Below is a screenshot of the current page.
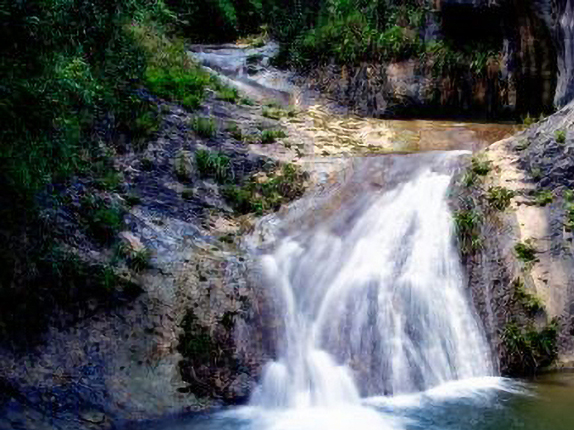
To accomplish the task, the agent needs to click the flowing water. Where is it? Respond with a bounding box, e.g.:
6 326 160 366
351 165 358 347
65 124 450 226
123 44 574 430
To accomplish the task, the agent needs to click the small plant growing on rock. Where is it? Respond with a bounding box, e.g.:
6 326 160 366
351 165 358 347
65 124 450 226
512 278 544 314
262 106 284 120
486 186 515 211
224 163 307 215
261 129 287 144
555 129 566 144
226 122 243 140
515 139 530 151
530 166 543 181
514 240 537 263
129 247 152 272
502 320 558 375
191 117 216 138
82 197 124 244
453 208 483 254
216 86 239 103
534 189 553 206
195 149 231 183
522 113 535 126
470 155 491 176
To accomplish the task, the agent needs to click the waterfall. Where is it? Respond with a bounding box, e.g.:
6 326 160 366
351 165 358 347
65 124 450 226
249 152 493 410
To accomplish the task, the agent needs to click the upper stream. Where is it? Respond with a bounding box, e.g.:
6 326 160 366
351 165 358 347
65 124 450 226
123 43 574 430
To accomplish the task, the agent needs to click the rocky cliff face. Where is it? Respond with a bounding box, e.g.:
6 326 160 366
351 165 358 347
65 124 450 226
305 0 573 118
453 102 574 374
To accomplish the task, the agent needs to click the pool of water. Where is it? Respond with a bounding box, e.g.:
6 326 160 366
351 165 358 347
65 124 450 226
123 373 574 430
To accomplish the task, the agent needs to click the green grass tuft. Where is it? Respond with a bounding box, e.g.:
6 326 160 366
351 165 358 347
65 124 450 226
514 240 537 263
486 186 515 211
195 149 231 183
261 129 287 144
191 117 216 138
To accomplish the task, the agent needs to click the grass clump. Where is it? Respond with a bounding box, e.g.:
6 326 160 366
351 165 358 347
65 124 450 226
191 117 216 138
217 86 239 103
262 107 284 120
470 155 492 176
522 114 536 126
514 240 537 263
486 186 515 211
453 208 483 254
224 164 307 215
261 129 287 144
81 196 124 244
195 150 232 183
555 129 566 144
502 320 558 375
534 189 553 206
133 24 210 109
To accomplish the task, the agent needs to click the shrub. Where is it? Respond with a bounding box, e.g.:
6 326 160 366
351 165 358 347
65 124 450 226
262 107 284 120
514 240 537 263
195 149 232 183
555 129 566 144
261 129 287 144
486 186 515 211
191 117 216 138
502 320 558 375
132 24 210 109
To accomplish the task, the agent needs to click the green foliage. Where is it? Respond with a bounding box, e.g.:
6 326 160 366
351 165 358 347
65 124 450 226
166 0 263 42
195 150 232 183
133 24 210 109
514 240 537 263
523 114 536 126
81 197 124 244
261 129 287 143
129 247 152 272
224 163 306 215
530 166 543 181
486 186 515 211
470 155 491 176
453 208 483 254
226 122 243 140
534 189 553 206
191 117 216 138
217 86 240 103
262 107 284 120
502 320 558 375
555 129 566 144
512 278 544 315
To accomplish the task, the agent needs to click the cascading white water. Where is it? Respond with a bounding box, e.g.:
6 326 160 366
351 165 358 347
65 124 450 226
249 153 494 411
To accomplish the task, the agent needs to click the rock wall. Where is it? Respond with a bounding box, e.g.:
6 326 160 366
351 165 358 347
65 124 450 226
454 102 574 373
304 0 573 118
